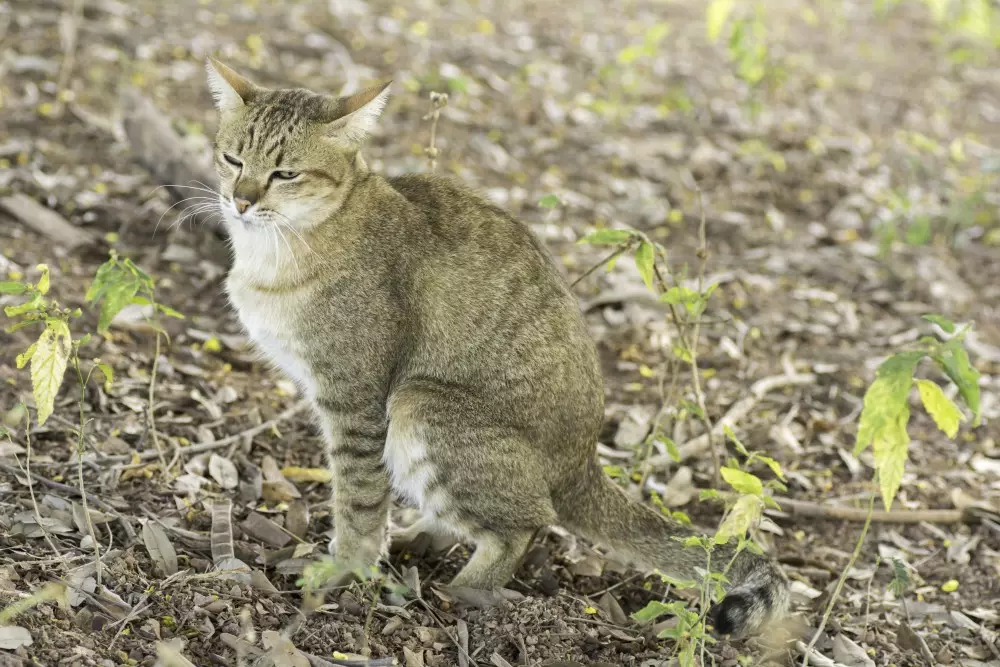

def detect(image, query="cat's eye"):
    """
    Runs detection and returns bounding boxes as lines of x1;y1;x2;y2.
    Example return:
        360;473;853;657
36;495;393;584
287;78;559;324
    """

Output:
271;170;301;181
223;153;242;167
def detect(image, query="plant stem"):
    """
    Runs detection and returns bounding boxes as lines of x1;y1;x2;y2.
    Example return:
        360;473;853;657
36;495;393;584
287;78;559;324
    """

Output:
424;92;448;172
801;496;875;667
147;331;168;471
690;188;720;486
570;241;634;288
18;414;61;556
75;360;102;584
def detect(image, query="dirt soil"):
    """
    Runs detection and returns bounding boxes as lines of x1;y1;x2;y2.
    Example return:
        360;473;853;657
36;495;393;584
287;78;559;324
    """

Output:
1;0;999;666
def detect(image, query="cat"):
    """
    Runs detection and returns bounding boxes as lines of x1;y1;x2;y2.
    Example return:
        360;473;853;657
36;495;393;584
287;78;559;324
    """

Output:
206;58;789;636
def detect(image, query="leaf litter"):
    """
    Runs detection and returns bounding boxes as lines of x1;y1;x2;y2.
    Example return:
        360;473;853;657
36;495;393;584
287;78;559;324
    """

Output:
1;0;999;665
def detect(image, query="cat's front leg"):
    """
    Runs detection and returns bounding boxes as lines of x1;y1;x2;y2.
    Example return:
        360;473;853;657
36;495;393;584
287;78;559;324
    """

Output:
316;395;391;580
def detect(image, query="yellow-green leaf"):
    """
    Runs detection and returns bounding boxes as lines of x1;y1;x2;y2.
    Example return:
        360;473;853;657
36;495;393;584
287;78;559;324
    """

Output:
706;0;735;42
915;379;963;438
16;342;37;370
873;410;910;511
34;264;50;295
93;359;114;392
941;579;959;592
714;494;762;544
30;319;71;426
855;351;924;456
720;466;763;496
634;241;656;293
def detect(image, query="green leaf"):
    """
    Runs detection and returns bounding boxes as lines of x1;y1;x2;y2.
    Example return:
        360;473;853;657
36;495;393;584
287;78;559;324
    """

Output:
93;359;114;392
34;264;50;295
714;494;763;544
915;379;963;438
631;600;671;623
854;351;925;510
699;488;721;502
156;304;185;320
934;340;981;424
16;342;38;369
923;314;956;333
754;454;786;481
658;435;680;462
6;318;45;333
30;319;71;426
706;0;735;42
96;279;140;332
720;466;763;495
538;194;561;209
4;295;44;318
634;241;656;292
723;424;748;456
873;409;910;511
578;229;633;246
0;281;28;295
854;351;924;457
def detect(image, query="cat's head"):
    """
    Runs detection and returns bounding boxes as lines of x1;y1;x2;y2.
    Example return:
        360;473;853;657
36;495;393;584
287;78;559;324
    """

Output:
206;58;390;234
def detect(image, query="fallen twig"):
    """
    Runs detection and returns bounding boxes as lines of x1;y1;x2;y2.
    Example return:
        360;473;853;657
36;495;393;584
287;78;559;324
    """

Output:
0;193;96;250
701;489;979;524
303;652;397;667
102;400;310;465
645;372;817;467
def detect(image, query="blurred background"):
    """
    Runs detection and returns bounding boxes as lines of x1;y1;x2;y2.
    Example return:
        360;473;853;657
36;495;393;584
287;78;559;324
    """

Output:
1;0;999;665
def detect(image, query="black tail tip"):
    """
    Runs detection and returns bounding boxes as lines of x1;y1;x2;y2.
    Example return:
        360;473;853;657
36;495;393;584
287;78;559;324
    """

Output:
709;591;751;637
708;580;786;638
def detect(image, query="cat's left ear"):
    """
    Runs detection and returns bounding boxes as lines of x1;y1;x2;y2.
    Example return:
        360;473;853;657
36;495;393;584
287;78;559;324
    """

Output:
206;57;259;115
323;81;392;147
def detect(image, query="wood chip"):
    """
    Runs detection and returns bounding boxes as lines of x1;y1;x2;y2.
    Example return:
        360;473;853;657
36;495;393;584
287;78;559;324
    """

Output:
0;194;95;250
241;511;292;548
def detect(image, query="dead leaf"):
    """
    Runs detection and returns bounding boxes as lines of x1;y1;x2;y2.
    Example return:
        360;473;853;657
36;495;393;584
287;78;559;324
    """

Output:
404;646;425;667
280;466;332;484
261;456;300;502
241;511;292;548
261;632;309;667
597;591;628;625
142;520;179;576
832;633;875;667
285;500;310;539
154;639;197;667
208;454;239;489
0;625;32;649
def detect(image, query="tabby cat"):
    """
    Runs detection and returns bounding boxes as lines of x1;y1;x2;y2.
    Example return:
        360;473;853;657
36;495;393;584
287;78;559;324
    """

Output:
206;58;788;636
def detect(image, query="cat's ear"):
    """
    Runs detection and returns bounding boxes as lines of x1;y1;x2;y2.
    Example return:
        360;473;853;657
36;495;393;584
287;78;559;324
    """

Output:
206;57;258;115
323;81;392;147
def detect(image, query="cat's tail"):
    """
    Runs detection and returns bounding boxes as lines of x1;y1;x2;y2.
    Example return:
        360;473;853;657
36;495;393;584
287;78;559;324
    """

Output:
556;459;789;637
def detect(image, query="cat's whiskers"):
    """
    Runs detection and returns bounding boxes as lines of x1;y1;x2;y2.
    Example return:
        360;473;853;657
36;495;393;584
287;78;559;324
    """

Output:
269;210;315;255
271;220;301;273
170;202;219;232
150;182;223;198
154;195;216;236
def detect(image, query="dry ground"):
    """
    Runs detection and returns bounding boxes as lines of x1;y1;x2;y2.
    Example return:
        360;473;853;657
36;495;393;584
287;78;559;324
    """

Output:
1;0;999;665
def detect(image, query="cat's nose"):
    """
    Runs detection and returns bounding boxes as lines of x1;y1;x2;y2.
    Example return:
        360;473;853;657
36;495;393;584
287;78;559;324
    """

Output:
234;197;252;214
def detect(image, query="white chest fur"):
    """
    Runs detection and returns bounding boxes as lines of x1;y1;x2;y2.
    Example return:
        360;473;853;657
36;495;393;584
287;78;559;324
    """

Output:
227;283;317;399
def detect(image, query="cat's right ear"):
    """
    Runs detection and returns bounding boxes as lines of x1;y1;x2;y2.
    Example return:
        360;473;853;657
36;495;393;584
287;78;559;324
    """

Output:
206;58;258;115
